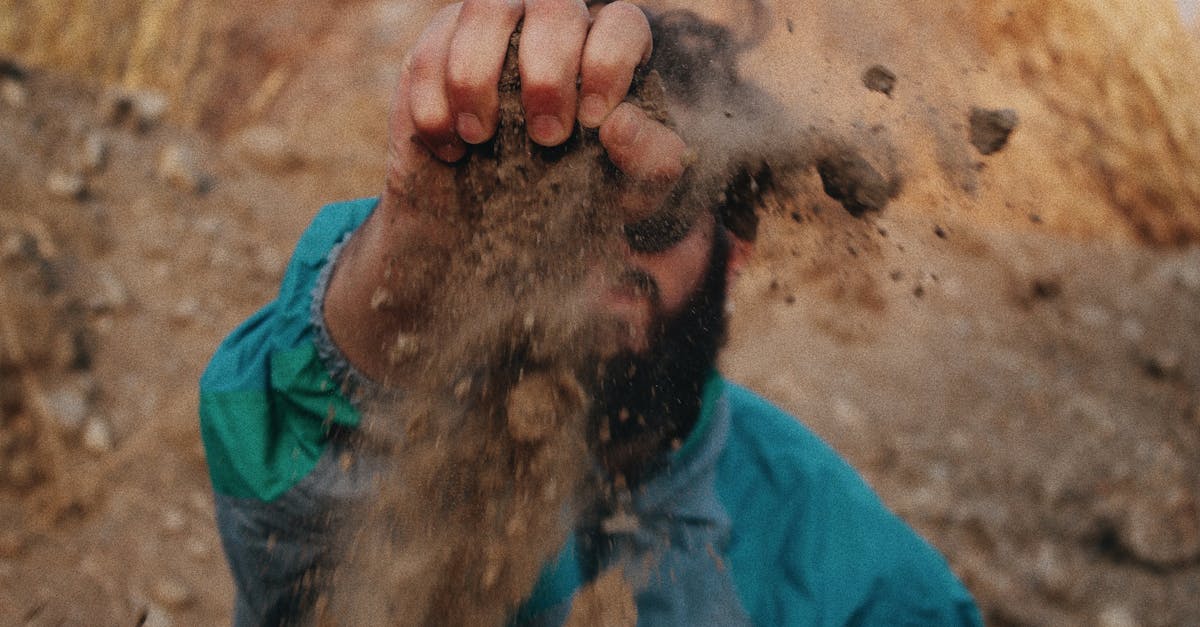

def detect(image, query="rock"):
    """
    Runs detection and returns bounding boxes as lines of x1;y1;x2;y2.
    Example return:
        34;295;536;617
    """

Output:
46;171;87;200
157;144;209;194
1033;542;1071;600
141;603;173;627
184;536;210;559
1097;606;1139;627
1120;487;1200;567
1;78;27;108
1142;348;1182;380
150;577;194;609
170;297;201;325
161;508;186;534
88;268;131;312
81;417;115;454
79;133;110;173
254;245;286;279
832;397;868;429
0;59;27;82
862;65;897;97
43;377;94;431
103;88;168;130
969;107;1019;155
816;146;893;216
233;125;303;172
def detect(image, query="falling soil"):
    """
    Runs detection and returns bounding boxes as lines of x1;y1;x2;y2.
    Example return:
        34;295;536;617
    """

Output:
862;64;897;97
968;107;1019;156
322;30;676;625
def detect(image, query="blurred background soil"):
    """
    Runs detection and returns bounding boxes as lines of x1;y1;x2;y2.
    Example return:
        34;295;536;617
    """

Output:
0;0;1198;624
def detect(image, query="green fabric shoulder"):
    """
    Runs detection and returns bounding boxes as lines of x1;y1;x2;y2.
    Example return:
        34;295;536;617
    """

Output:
199;199;375;500
715;383;982;626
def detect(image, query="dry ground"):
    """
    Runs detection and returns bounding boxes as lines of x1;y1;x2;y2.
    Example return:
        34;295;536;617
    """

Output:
1;1;1199;625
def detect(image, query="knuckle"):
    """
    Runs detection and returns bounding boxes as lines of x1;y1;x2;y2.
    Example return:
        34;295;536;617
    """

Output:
520;79;570;110
445;63;494;100
463;0;523;20
527;0;588;23
600;1;647;26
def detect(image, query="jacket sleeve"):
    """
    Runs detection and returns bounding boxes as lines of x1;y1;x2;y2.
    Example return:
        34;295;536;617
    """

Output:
198;198;376;501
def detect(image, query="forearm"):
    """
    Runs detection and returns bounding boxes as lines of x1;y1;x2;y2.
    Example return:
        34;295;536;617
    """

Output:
322;199;459;383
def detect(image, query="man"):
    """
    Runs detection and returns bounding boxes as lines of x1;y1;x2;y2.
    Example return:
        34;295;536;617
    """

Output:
200;0;982;624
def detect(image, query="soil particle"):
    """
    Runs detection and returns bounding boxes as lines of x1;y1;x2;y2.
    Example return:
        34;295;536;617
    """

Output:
0;58;27;82
79;133;109;173
45;171;87;200
1142;348;1182;380
862;65;897;97
564;568;637;627
1119;490;1200;567
140;603;174;627
81;416;114;454
969;107;1019;155
816;146;892;216
232;125;302;172
103;87;168;130
150;577;194;609
1;78;27;108
157;144;209;194
43;385;90;433
1097;606;1140;627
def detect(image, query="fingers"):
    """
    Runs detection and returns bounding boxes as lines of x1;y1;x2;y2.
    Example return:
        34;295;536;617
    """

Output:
600;103;687;182
402;0;652;160
578;2;652;128
601;103;688;222
406;4;466;162
519;0;590;146
446;0;524;144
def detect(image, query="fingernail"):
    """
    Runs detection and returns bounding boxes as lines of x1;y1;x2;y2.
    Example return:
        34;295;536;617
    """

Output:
456;113;486;144
578;94;607;127
529;114;566;145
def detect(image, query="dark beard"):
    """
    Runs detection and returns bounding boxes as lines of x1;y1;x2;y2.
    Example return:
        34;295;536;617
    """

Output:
590;226;730;485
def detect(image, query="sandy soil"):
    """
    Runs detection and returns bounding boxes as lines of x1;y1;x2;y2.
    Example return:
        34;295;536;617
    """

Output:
1;2;1198;626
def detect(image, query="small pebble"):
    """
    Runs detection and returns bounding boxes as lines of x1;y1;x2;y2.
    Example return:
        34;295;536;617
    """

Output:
104;88;169;130
46;171;87;200
1144;349;1182;380
162;508;187;534
233;125;302;172
80;133;110;173
44;378;93;431
82;417;115;454
141;603;173;627
157;144;208;194
862;65;897;97
1097;606;1139;627
88;268;130;312
185;537;210;559
171;297;201;325
1;78;27;107
151;577;194;609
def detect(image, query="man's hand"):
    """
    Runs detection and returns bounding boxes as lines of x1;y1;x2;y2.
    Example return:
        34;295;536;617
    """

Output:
326;0;689;382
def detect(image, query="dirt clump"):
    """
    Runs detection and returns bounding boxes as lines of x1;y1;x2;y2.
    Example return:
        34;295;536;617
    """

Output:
815;144;896;217
862;64;897;97
968;106;1019;155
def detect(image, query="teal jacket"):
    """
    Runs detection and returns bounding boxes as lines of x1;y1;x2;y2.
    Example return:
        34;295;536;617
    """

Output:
200;198;982;625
